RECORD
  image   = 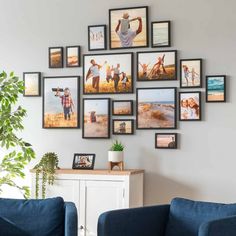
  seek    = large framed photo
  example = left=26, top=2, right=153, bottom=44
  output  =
left=155, top=133, right=177, bottom=149
left=88, top=25, right=107, bottom=51
left=83, top=53, right=133, bottom=94
left=43, top=76, right=80, bottom=129
left=137, top=50, right=177, bottom=81
left=180, top=59, right=202, bottom=88
left=72, top=153, right=95, bottom=170
left=112, top=100, right=133, bottom=116
left=23, top=72, right=41, bottom=97
left=66, top=46, right=80, bottom=67
left=48, top=47, right=63, bottom=68
left=109, top=6, right=148, bottom=49
left=179, top=92, right=201, bottom=121
left=206, top=75, right=226, bottom=103
left=83, top=98, right=110, bottom=139
left=112, top=119, right=134, bottom=135
left=136, top=87, right=177, bottom=129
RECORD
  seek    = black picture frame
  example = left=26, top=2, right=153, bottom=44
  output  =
left=136, top=87, right=177, bottom=129
left=42, top=76, right=80, bottom=129
left=112, top=119, right=134, bottom=135
left=206, top=75, right=226, bottom=103
left=180, top=58, right=202, bottom=88
left=112, top=100, right=134, bottom=116
left=66, top=46, right=81, bottom=67
left=72, top=153, right=95, bottom=170
left=88, top=25, right=107, bottom=51
left=155, top=133, right=177, bottom=149
left=151, top=21, right=171, bottom=48
left=179, top=91, right=202, bottom=121
left=48, top=47, right=63, bottom=68
left=82, top=98, right=111, bottom=139
left=137, top=50, right=177, bottom=81
left=23, top=72, right=41, bottom=97
left=83, top=52, right=133, bottom=95
left=109, top=6, right=149, bottom=50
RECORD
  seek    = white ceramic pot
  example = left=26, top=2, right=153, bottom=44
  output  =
left=108, top=151, right=124, bottom=162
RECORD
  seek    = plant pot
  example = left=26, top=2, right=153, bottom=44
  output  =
left=108, top=151, right=124, bottom=162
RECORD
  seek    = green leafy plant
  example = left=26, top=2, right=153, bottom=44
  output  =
left=110, top=140, right=124, bottom=151
left=33, top=152, right=59, bottom=199
left=0, top=71, right=35, bottom=199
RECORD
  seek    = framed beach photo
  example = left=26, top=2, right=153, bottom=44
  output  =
left=112, top=100, right=133, bottom=116
left=155, top=133, right=177, bottom=149
left=179, top=92, right=201, bottom=121
left=66, top=46, right=80, bottom=67
left=206, top=75, right=226, bottom=102
left=83, top=98, right=110, bottom=139
left=109, top=6, right=148, bottom=49
left=88, top=25, right=107, bottom=51
left=180, top=59, right=202, bottom=88
left=137, top=50, right=177, bottom=81
left=72, top=153, right=95, bottom=170
left=112, top=119, right=134, bottom=135
left=43, top=76, right=80, bottom=129
left=23, top=72, right=41, bottom=97
left=48, top=47, right=63, bottom=68
left=151, top=21, right=171, bottom=47
left=83, top=52, right=133, bottom=94
left=136, top=87, right=177, bottom=129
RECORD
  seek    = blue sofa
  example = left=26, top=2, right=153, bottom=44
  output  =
left=98, top=197, right=236, bottom=236
left=0, top=197, right=77, bottom=236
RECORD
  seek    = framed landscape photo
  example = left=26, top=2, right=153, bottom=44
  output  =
left=136, top=87, right=177, bottom=129
left=23, top=72, right=41, bottom=97
left=83, top=52, right=133, bottom=94
left=66, top=46, right=80, bottom=67
left=179, top=92, right=201, bottom=121
left=72, top=153, right=95, bottom=170
left=112, top=119, right=134, bottom=135
left=88, top=25, right=107, bottom=51
left=48, top=47, right=63, bottom=68
left=151, top=21, right=171, bottom=47
left=155, top=133, right=177, bottom=149
left=43, top=76, right=80, bottom=129
left=206, top=75, right=226, bottom=102
left=180, top=59, right=202, bottom=88
left=112, top=100, right=133, bottom=116
left=137, top=50, right=177, bottom=81
left=109, top=6, right=148, bottom=49
left=83, top=98, right=110, bottom=139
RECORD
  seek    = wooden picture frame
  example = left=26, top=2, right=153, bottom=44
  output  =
left=88, top=25, right=107, bottom=51
left=23, top=72, right=41, bottom=97
left=72, top=153, right=95, bottom=170
left=112, top=100, right=134, bottom=116
left=66, top=46, right=80, bottom=67
left=155, top=133, right=177, bottom=149
left=48, top=47, right=63, bottom=68
left=112, top=119, right=134, bottom=135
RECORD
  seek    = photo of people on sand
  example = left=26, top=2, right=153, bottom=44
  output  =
left=66, top=46, right=80, bottom=67
left=179, top=92, right=201, bottom=121
left=49, top=47, right=63, bottom=68
left=72, top=154, right=95, bottom=170
left=206, top=76, right=226, bottom=102
left=151, top=21, right=170, bottom=47
left=88, top=25, right=106, bottom=50
left=83, top=98, right=110, bottom=138
left=43, top=76, right=79, bottom=128
left=23, top=72, right=41, bottom=96
left=112, top=100, right=133, bottom=116
left=113, top=119, right=134, bottom=135
left=137, top=88, right=177, bottom=129
left=155, top=133, right=177, bottom=149
left=109, top=6, right=148, bottom=49
left=83, top=53, right=133, bottom=94
left=180, top=59, right=202, bottom=88
left=137, top=51, right=176, bottom=81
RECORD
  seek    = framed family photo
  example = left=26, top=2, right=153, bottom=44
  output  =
left=136, top=87, right=177, bottom=129
left=109, top=6, right=148, bottom=49
left=137, top=50, right=177, bottom=81
left=43, top=76, right=80, bottom=129
left=83, top=98, right=110, bottom=139
left=83, top=52, right=133, bottom=94
left=48, top=47, right=63, bottom=68
left=112, top=100, right=133, bottom=116
left=72, top=153, right=95, bottom=170
left=155, top=133, right=177, bottom=149
left=23, top=72, right=41, bottom=97
left=66, top=46, right=80, bottom=67
left=112, top=119, right=134, bottom=135
left=88, top=25, right=107, bottom=51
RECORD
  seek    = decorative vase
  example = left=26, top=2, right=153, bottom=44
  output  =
left=108, top=151, right=124, bottom=162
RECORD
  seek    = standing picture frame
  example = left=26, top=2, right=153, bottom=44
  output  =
left=66, top=46, right=80, bottom=67
left=48, top=47, right=63, bottom=68
left=72, top=153, right=96, bottom=170
left=88, top=25, right=107, bottom=51
left=112, top=119, right=134, bottom=135
left=155, top=133, right=177, bottom=149
left=112, top=100, right=134, bottom=116
left=23, top=72, right=41, bottom=97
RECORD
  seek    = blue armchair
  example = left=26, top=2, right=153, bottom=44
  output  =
left=0, top=197, right=77, bottom=236
left=98, top=198, right=236, bottom=236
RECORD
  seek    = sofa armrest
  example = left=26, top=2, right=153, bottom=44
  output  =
left=199, top=215, right=236, bottom=236
left=64, top=202, right=78, bottom=236
left=98, top=205, right=170, bottom=236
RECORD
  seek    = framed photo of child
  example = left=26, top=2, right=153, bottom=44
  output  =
left=112, top=119, right=134, bottom=135
left=72, top=153, right=95, bottom=170
left=88, top=25, right=107, bottom=51
left=43, top=76, right=80, bottom=128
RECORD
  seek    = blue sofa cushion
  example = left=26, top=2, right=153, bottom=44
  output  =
left=0, top=197, right=65, bottom=236
left=165, top=198, right=236, bottom=236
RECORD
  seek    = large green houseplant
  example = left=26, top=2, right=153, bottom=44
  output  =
left=0, top=71, right=35, bottom=198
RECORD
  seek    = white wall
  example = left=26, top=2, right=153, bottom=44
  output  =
left=0, top=0, right=236, bottom=204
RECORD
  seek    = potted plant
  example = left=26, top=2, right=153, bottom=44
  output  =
left=108, top=140, right=124, bottom=163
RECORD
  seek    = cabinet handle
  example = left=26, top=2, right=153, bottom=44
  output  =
left=79, top=225, right=84, bottom=230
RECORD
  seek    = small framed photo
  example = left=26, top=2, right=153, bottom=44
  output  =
left=151, top=21, right=171, bottom=47
left=66, top=46, right=80, bottom=67
left=179, top=92, right=201, bottom=121
left=180, top=59, right=202, bottom=88
left=112, top=119, right=134, bottom=135
left=155, top=133, right=177, bottom=149
left=112, top=100, right=133, bottom=116
left=72, top=153, right=95, bottom=170
left=49, top=47, right=63, bottom=68
left=206, top=75, right=226, bottom=102
left=88, top=25, right=107, bottom=51
left=23, top=72, right=41, bottom=97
